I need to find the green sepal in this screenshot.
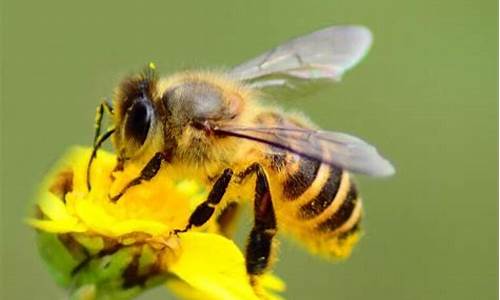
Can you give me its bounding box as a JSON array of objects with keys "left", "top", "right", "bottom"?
[
  {"left": 36, "top": 231, "right": 87, "bottom": 287},
  {"left": 36, "top": 231, "right": 167, "bottom": 300}
]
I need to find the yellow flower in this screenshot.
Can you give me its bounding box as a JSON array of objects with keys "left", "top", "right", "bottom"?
[{"left": 28, "top": 147, "right": 285, "bottom": 300}]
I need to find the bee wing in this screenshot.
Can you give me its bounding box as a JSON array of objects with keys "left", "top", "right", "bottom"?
[
  {"left": 230, "top": 26, "right": 372, "bottom": 97},
  {"left": 215, "top": 126, "right": 394, "bottom": 177}
]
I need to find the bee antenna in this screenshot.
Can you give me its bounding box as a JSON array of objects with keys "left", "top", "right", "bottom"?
[{"left": 142, "top": 62, "right": 158, "bottom": 82}]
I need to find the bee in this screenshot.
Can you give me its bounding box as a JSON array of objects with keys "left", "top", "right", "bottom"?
[{"left": 87, "top": 25, "right": 394, "bottom": 281}]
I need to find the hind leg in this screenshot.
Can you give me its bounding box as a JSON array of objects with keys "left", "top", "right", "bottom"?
[{"left": 239, "top": 163, "right": 277, "bottom": 280}]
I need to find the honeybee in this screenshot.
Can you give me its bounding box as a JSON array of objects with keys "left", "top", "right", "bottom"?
[{"left": 87, "top": 25, "right": 394, "bottom": 281}]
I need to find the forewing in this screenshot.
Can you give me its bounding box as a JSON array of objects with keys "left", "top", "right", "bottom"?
[
  {"left": 215, "top": 126, "right": 394, "bottom": 177},
  {"left": 230, "top": 26, "right": 372, "bottom": 96}
]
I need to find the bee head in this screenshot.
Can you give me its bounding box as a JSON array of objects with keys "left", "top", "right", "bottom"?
[
  {"left": 113, "top": 70, "right": 246, "bottom": 165},
  {"left": 113, "top": 69, "right": 160, "bottom": 160}
]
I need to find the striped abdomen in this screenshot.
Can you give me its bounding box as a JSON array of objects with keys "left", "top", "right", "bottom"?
[
  {"left": 255, "top": 112, "right": 363, "bottom": 258},
  {"left": 277, "top": 155, "right": 362, "bottom": 257}
]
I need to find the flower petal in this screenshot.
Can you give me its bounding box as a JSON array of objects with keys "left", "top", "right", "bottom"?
[
  {"left": 254, "top": 273, "right": 287, "bottom": 300},
  {"left": 167, "top": 232, "right": 260, "bottom": 300},
  {"left": 27, "top": 219, "right": 86, "bottom": 233},
  {"left": 38, "top": 191, "right": 76, "bottom": 222}
]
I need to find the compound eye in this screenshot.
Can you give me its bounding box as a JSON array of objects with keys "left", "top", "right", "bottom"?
[{"left": 124, "top": 99, "right": 153, "bottom": 146}]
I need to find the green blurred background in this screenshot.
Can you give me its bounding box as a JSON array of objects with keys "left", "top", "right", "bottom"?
[{"left": 1, "top": 0, "right": 498, "bottom": 299}]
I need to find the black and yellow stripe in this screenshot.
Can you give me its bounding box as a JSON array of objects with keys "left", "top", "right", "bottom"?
[
  {"left": 283, "top": 157, "right": 321, "bottom": 200},
  {"left": 287, "top": 161, "right": 361, "bottom": 239},
  {"left": 255, "top": 112, "right": 362, "bottom": 253},
  {"left": 316, "top": 182, "right": 360, "bottom": 233},
  {"left": 297, "top": 166, "right": 342, "bottom": 219}
]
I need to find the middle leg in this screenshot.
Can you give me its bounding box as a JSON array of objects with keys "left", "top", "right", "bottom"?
[{"left": 174, "top": 168, "right": 234, "bottom": 234}]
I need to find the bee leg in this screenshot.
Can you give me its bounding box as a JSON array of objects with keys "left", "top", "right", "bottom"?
[
  {"left": 93, "top": 100, "right": 114, "bottom": 146},
  {"left": 240, "top": 163, "right": 277, "bottom": 278},
  {"left": 86, "top": 100, "right": 115, "bottom": 190},
  {"left": 109, "top": 152, "right": 167, "bottom": 202},
  {"left": 216, "top": 202, "right": 241, "bottom": 238},
  {"left": 173, "top": 168, "right": 234, "bottom": 234},
  {"left": 86, "top": 128, "right": 116, "bottom": 190}
]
